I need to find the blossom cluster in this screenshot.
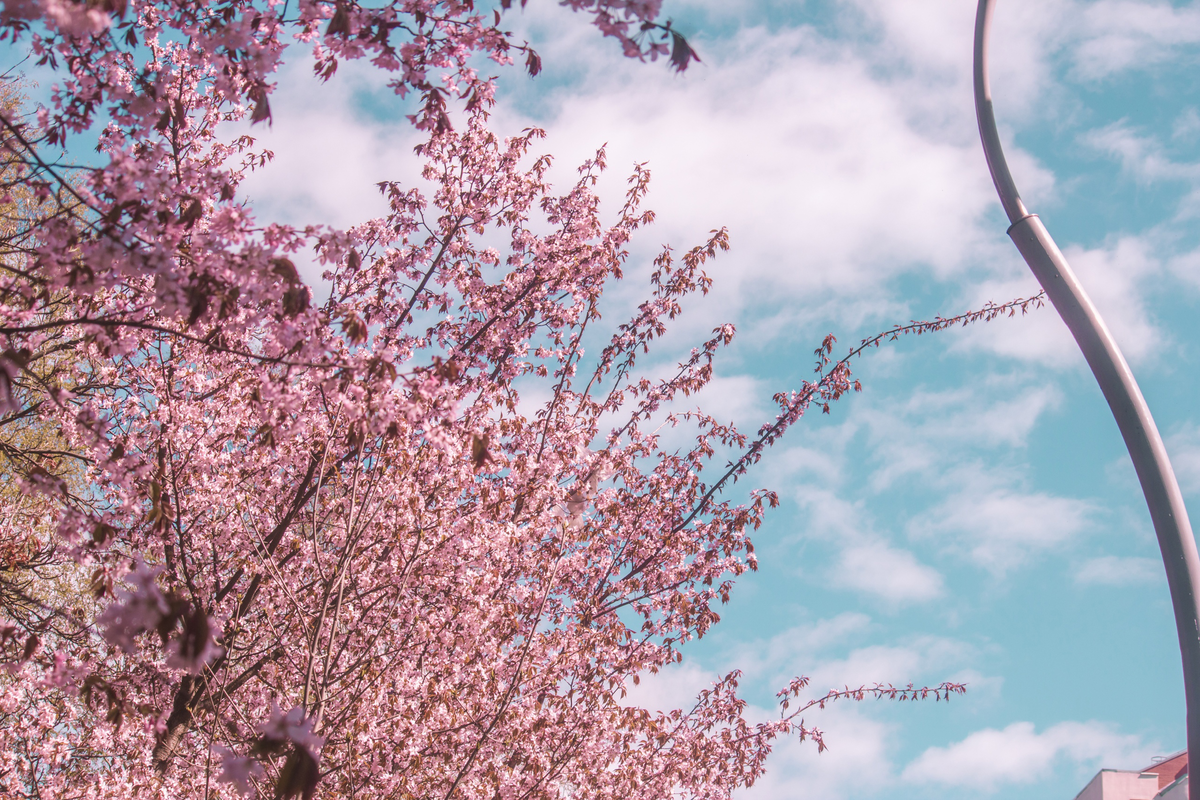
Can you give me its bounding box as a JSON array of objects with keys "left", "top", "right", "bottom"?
[{"left": 0, "top": 1, "right": 967, "bottom": 798}]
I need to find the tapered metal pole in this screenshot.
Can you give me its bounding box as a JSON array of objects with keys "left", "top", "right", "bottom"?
[{"left": 973, "top": 0, "right": 1200, "bottom": 788}]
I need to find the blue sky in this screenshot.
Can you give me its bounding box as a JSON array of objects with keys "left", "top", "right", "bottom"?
[{"left": 20, "top": 0, "right": 1200, "bottom": 798}]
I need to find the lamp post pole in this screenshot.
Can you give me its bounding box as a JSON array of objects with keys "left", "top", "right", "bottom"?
[{"left": 973, "top": 0, "right": 1200, "bottom": 788}]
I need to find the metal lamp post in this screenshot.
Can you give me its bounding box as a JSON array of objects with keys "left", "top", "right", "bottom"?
[{"left": 972, "top": 0, "right": 1200, "bottom": 787}]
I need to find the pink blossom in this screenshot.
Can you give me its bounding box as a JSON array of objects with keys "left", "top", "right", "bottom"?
[
  {"left": 95, "top": 561, "right": 169, "bottom": 653},
  {"left": 213, "top": 744, "right": 266, "bottom": 797},
  {"left": 164, "top": 611, "right": 224, "bottom": 674},
  {"left": 258, "top": 704, "right": 324, "bottom": 759},
  {"left": 39, "top": 0, "right": 111, "bottom": 35},
  {"left": 0, "top": 2, "right": 990, "bottom": 794}
]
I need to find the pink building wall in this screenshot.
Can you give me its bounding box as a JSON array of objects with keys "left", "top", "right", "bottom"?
[{"left": 1073, "top": 752, "right": 1188, "bottom": 800}]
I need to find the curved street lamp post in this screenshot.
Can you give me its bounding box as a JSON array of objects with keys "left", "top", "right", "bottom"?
[{"left": 973, "top": 0, "right": 1200, "bottom": 789}]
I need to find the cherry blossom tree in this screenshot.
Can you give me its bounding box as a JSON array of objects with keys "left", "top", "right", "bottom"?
[{"left": 0, "top": 2, "right": 1002, "bottom": 797}]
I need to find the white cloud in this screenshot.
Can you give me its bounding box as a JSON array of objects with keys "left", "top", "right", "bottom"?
[
  {"left": 229, "top": 0, "right": 1139, "bottom": 365},
  {"left": 829, "top": 540, "right": 945, "bottom": 604},
  {"left": 841, "top": 0, "right": 981, "bottom": 76},
  {"left": 902, "top": 720, "right": 1156, "bottom": 791},
  {"left": 492, "top": 12, "right": 1035, "bottom": 337},
  {"left": 728, "top": 612, "right": 975, "bottom": 698},
  {"left": 905, "top": 381, "right": 1060, "bottom": 449},
  {"left": 858, "top": 378, "right": 1062, "bottom": 489},
  {"left": 1167, "top": 423, "right": 1200, "bottom": 495},
  {"left": 783, "top": 374, "right": 1079, "bottom": 592},
  {"left": 591, "top": 365, "right": 766, "bottom": 459},
  {"left": 624, "top": 612, "right": 949, "bottom": 715},
  {"left": 1072, "top": 0, "right": 1200, "bottom": 80},
  {"left": 742, "top": 641, "right": 990, "bottom": 800},
  {"left": 1083, "top": 122, "right": 1200, "bottom": 184},
  {"left": 951, "top": 276, "right": 1080, "bottom": 365},
  {"left": 847, "top": 0, "right": 1069, "bottom": 123},
  {"left": 743, "top": 707, "right": 894, "bottom": 800},
  {"left": 1075, "top": 555, "right": 1161, "bottom": 586},
  {"left": 946, "top": 668, "right": 1006, "bottom": 707},
  {"left": 620, "top": 661, "right": 721, "bottom": 713},
  {"left": 1168, "top": 244, "right": 1200, "bottom": 287},
  {"left": 688, "top": 374, "right": 767, "bottom": 429},
  {"left": 911, "top": 481, "right": 1093, "bottom": 574},
  {"left": 653, "top": 617, "right": 990, "bottom": 800},
  {"left": 228, "top": 53, "right": 427, "bottom": 289},
  {"left": 1063, "top": 237, "right": 1165, "bottom": 366},
  {"left": 776, "top": 612, "right": 875, "bottom": 656},
  {"left": 236, "top": 58, "right": 422, "bottom": 228},
  {"left": 736, "top": 612, "right": 874, "bottom": 686},
  {"left": 770, "top": 441, "right": 847, "bottom": 486},
  {"left": 954, "top": 236, "right": 1166, "bottom": 368},
  {"left": 804, "top": 636, "right": 972, "bottom": 695},
  {"left": 1174, "top": 108, "right": 1200, "bottom": 141},
  {"left": 795, "top": 486, "right": 945, "bottom": 604}
]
